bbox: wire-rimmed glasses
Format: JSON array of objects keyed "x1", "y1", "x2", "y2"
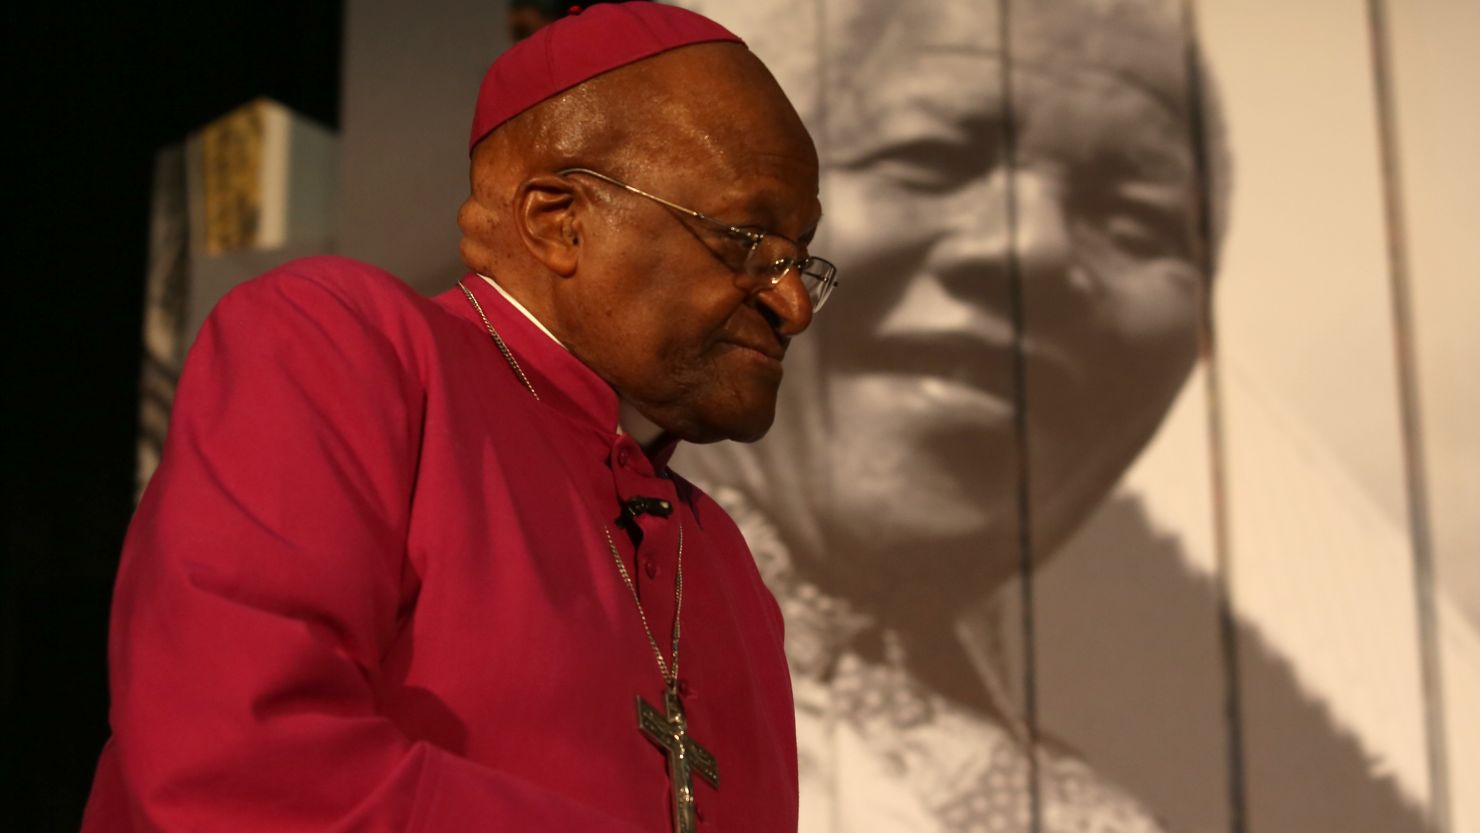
[{"x1": 557, "y1": 167, "x2": 839, "y2": 311}]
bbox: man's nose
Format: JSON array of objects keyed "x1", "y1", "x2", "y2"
[
  {"x1": 1009, "y1": 170, "x2": 1074, "y2": 282},
  {"x1": 925, "y1": 168, "x2": 1073, "y2": 304},
  {"x1": 754, "y1": 270, "x2": 814, "y2": 337}
]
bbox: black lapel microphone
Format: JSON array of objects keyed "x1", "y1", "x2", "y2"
[{"x1": 622, "y1": 496, "x2": 674, "y2": 522}]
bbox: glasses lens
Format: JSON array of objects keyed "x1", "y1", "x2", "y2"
[
  {"x1": 745, "y1": 236, "x2": 792, "y2": 283},
  {"x1": 801, "y1": 258, "x2": 837, "y2": 310},
  {"x1": 746, "y1": 238, "x2": 838, "y2": 311}
]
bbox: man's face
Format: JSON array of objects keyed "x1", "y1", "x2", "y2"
[
  {"x1": 679, "y1": 2, "x2": 1205, "y2": 595},
  {"x1": 827, "y1": 55, "x2": 1199, "y2": 583},
  {"x1": 557, "y1": 55, "x2": 822, "y2": 444}
]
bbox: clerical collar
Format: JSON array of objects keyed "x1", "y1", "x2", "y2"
[{"x1": 478, "y1": 274, "x2": 666, "y2": 450}]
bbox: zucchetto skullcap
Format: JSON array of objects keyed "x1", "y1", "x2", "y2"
[{"x1": 469, "y1": 1, "x2": 744, "y2": 153}]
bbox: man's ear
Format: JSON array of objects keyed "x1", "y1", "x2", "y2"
[{"x1": 515, "y1": 174, "x2": 582, "y2": 277}]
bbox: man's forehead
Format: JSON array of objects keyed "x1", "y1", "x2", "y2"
[
  {"x1": 823, "y1": 0, "x2": 1187, "y2": 109},
  {"x1": 823, "y1": 0, "x2": 1180, "y2": 45},
  {"x1": 648, "y1": 134, "x2": 820, "y2": 229},
  {"x1": 819, "y1": 2, "x2": 1192, "y2": 167},
  {"x1": 619, "y1": 48, "x2": 817, "y2": 193},
  {"x1": 740, "y1": 163, "x2": 823, "y2": 219}
]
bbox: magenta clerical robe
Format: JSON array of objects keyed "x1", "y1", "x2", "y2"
[{"x1": 81, "y1": 257, "x2": 798, "y2": 832}]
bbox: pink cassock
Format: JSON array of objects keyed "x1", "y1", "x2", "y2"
[{"x1": 81, "y1": 257, "x2": 798, "y2": 832}]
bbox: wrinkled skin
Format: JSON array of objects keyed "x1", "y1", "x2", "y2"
[{"x1": 459, "y1": 43, "x2": 822, "y2": 443}]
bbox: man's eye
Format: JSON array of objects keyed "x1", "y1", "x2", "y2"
[
  {"x1": 729, "y1": 228, "x2": 764, "y2": 247},
  {"x1": 1097, "y1": 201, "x2": 1194, "y2": 261},
  {"x1": 697, "y1": 230, "x2": 751, "y2": 270}
]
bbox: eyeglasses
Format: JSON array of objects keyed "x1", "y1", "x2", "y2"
[{"x1": 557, "y1": 167, "x2": 839, "y2": 311}]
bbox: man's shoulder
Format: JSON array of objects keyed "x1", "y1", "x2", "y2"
[
  {"x1": 226, "y1": 255, "x2": 428, "y2": 319},
  {"x1": 209, "y1": 255, "x2": 465, "y2": 352}
]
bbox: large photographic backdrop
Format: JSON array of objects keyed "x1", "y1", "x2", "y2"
[{"x1": 327, "y1": 1, "x2": 1477, "y2": 831}]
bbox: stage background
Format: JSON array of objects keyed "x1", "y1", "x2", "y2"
[
  {"x1": 8, "y1": 1, "x2": 1473, "y2": 831},
  {"x1": 8, "y1": 4, "x2": 343, "y2": 830}
]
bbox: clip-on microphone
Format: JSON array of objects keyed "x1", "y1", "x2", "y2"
[{"x1": 622, "y1": 496, "x2": 674, "y2": 522}]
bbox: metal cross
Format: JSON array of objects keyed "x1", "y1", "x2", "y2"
[{"x1": 637, "y1": 686, "x2": 719, "y2": 833}]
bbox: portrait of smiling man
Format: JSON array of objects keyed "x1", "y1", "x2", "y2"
[
  {"x1": 81, "y1": 4, "x2": 833, "y2": 831},
  {"x1": 676, "y1": 0, "x2": 1222, "y2": 830}
]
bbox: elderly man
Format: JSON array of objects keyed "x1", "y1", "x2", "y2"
[{"x1": 81, "y1": 5, "x2": 832, "y2": 831}]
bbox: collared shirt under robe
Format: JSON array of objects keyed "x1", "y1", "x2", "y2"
[{"x1": 81, "y1": 256, "x2": 799, "y2": 832}]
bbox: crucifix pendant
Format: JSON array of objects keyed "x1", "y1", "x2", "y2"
[{"x1": 637, "y1": 685, "x2": 719, "y2": 833}]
